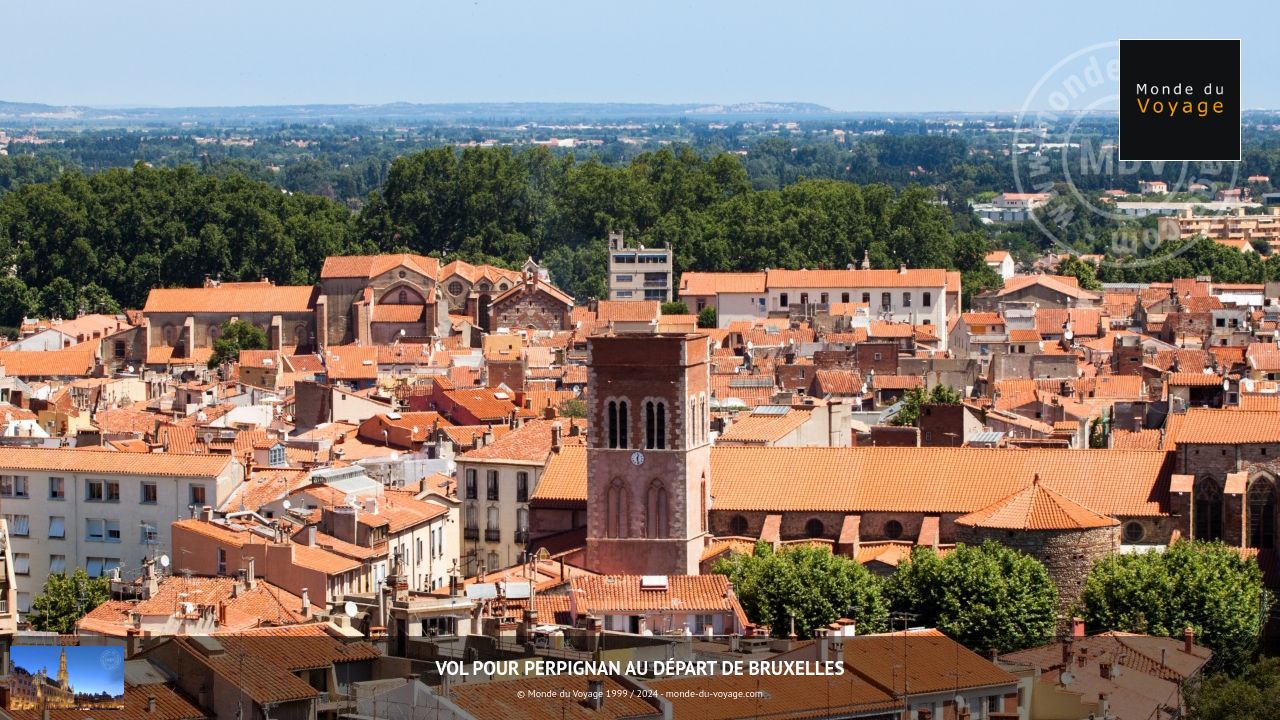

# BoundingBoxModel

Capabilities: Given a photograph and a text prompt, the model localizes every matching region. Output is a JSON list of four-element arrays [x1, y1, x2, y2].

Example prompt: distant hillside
[[0, 100, 838, 126]]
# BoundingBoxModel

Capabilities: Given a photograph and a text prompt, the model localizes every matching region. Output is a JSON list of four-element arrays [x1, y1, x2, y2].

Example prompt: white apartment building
[[454, 418, 578, 575], [606, 231, 673, 302], [0, 448, 243, 614]]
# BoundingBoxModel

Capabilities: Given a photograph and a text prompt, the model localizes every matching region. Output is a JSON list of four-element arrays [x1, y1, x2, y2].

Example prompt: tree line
[[0, 146, 1002, 329]]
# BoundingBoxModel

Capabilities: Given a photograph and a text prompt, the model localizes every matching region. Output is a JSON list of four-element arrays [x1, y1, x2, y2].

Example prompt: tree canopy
[[714, 541, 888, 639], [884, 542, 1058, 653], [29, 568, 111, 634], [1080, 541, 1274, 674], [208, 319, 269, 368], [890, 383, 964, 427], [1185, 657, 1280, 720]]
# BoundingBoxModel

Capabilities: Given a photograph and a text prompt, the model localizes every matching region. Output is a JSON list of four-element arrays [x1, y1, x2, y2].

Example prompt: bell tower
[[585, 330, 712, 575]]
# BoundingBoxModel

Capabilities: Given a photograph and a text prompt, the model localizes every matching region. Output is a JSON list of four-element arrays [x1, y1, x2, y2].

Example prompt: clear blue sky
[[10, 645, 124, 697], [9, 0, 1278, 110]]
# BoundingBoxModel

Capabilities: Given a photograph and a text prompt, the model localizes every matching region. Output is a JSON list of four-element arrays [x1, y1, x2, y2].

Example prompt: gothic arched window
[[1195, 476, 1224, 542], [1247, 476, 1277, 549], [606, 478, 629, 539], [805, 518, 825, 538], [646, 480, 669, 539], [645, 400, 666, 449]]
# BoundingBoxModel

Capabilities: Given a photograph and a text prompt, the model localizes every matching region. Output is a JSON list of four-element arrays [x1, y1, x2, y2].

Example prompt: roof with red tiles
[[370, 304, 426, 323], [1110, 428, 1164, 450], [767, 268, 949, 289], [812, 369, 863, 396], [679, 272, 768, 295], [323, 346, 379, 381], [651, 668, 899, 720], [448, 674, 657, 720], [0, 347, 98, 377], [320, 253, 440, 279], [534, 445, 1171, 517], [718, 408, 813, 444], [459, 418, 587, 463], [956, 476, 1119, 530], [570, 574, 744, 615], [1172, 408, 1280, 444], [997, 274, 1100, 300], [594, 300, 661, 323], [144, 282, 316, 314], [0, 447, 233, 477], [442, 387, 520, 422]]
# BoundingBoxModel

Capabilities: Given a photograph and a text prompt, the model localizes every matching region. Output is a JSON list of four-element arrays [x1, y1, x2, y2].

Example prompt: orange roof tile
[[843, 634, 1017, 694], [594, 300, 661, 322], [955, 476, 1119, 530], [443, 387, 519, 422], [1168, 372, 1224, 387], [370, 304, 425, 323], [998, 274, 1099, 300], [1173, 408, 1280, 444], [323, 346, 379, 381], [570, 574, 743, 614], [143, 282, 315, 313], [718, 408, 812, 444], [319, 253, 440, 279], [0, 347, 98, 377], [1110, 428, 1163, 450], [767, 268, 949, 289], [679, 272, 768, 295], [459, 418, 587, 462], [0, 447, 232, 477], [534, 445, 1171, 517], [449, 675, 656, 720]]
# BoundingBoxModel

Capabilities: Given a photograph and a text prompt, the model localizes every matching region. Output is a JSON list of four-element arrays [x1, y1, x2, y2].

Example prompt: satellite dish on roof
[[181, 602, 195, 614], [282, 500, 292, 510], [344, 601, 358, 618], [159, 554, 170, 568]]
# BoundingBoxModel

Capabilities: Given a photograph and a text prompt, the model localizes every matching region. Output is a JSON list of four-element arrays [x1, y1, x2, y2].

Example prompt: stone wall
[[956, 524, 1120, 616]]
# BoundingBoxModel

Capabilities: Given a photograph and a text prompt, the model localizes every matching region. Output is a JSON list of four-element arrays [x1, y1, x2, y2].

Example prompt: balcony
[[485, 528, 501, 543], [514, 530, 529, 545], [464, 527, 480, 541]]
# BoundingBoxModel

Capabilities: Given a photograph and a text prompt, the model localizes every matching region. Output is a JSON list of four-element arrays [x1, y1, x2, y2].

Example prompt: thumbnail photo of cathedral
[[5, 645, 124, 711]]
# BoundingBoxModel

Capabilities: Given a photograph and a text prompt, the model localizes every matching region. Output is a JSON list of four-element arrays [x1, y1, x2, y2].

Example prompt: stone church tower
[[584, 331, 712, 575]]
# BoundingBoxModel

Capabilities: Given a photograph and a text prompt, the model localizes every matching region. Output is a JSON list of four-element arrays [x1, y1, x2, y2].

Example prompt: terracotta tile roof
[[709, 374, 776, 408], [868, 321, 915, 338], [871, 374, 924, 390], [986, 250, 1012, 263], [0, 347, 97, 377], [998, 274, 1099, 300], [439, 423, 512, 448], [1111, 428, 1163, 450], [1168, 371, 1224, 387], [1246, 342, 1280, 371], [1037, 308, 1105, 336], [320, 253, 440, 279], [856, 540, 918, 568], [571, 574, 743, 614], [1008, 328, 1043, 342], [844, 634, 1017, 694], [1173, 408, 1280, 444], [92, 407, 163, 436], [223, 469, 310, 513], [322, 345, 379, 381], [651, 669, 899, 719], [812, 369, 863, 396], [0, 447, 232, 477], [370, 304, 425, 323], [449, 675, 657, 720], [169, 635, 318, 704], [718, 408, 812, 444], [679, 272, 768, 295], [534, 446, 1172, 517], [956, 476, 1119, 530], [459, 418, 587, 462], [594, 300, 661, 323], [7, 683, 205, 720], [443, 387, 519, 422], [766, 268, 949, 289], [439, 259, 522, 285], [143, 282, 315, 314], [490, 277, 575, 308], [74, 599, 136, 636], [132, 576, 322, 626], [822, 329, 869, 344], [1237, 394, 1280, 412], [962, 312, 1005, 326], [358, 494, 449, 533]]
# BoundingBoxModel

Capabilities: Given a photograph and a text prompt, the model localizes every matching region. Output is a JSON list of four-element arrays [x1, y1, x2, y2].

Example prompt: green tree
[[38, 277, 79, 319], [1185, 657, 1280, 720], [557, 397, 587, 418], [1056, 255, 1104, 290], [29, 568, 110, 634], [697, 306, 717, 329], [714, 542, 888, 639], [0, 276, 34, 328], [208, 319, 268, 368], [1081, 540, 1273, 673], [660, 301, 689, 315], [890, 383, 963, 427], [885, 542, 1058, 653]]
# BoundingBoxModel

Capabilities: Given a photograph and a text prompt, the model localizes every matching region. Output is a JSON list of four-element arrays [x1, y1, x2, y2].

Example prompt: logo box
[[1119, 39, 1240, 161]]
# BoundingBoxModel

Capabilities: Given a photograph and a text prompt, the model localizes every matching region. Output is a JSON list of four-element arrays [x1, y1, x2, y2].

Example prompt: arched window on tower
[[607, 401, 618, 448], [1247, 476, 1277, 549], [1194, 476, 1224, 542], [618, 400, 628, 448], [645, 401, 666, 449], [606, 479, 629, 538], [646, 480, 669, 539]]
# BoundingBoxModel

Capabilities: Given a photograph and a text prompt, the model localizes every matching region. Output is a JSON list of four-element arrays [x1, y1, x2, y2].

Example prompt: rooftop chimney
[[305, 525, 317, 547], [586, 679, 604, 710], [1184, 626, 1195, 654], [1072, 617, 1085, 638], [551, 423, 562, 453], [301, 588, 311, 618], [898, 264, 907, 274], [201, 505, 213, 522], [815, 627, 829, 660], [1098, 692, 1109, 718], [146, 696, 157, 714], [1062, 637, 1074, 665], [244, 558, 256, 590]]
